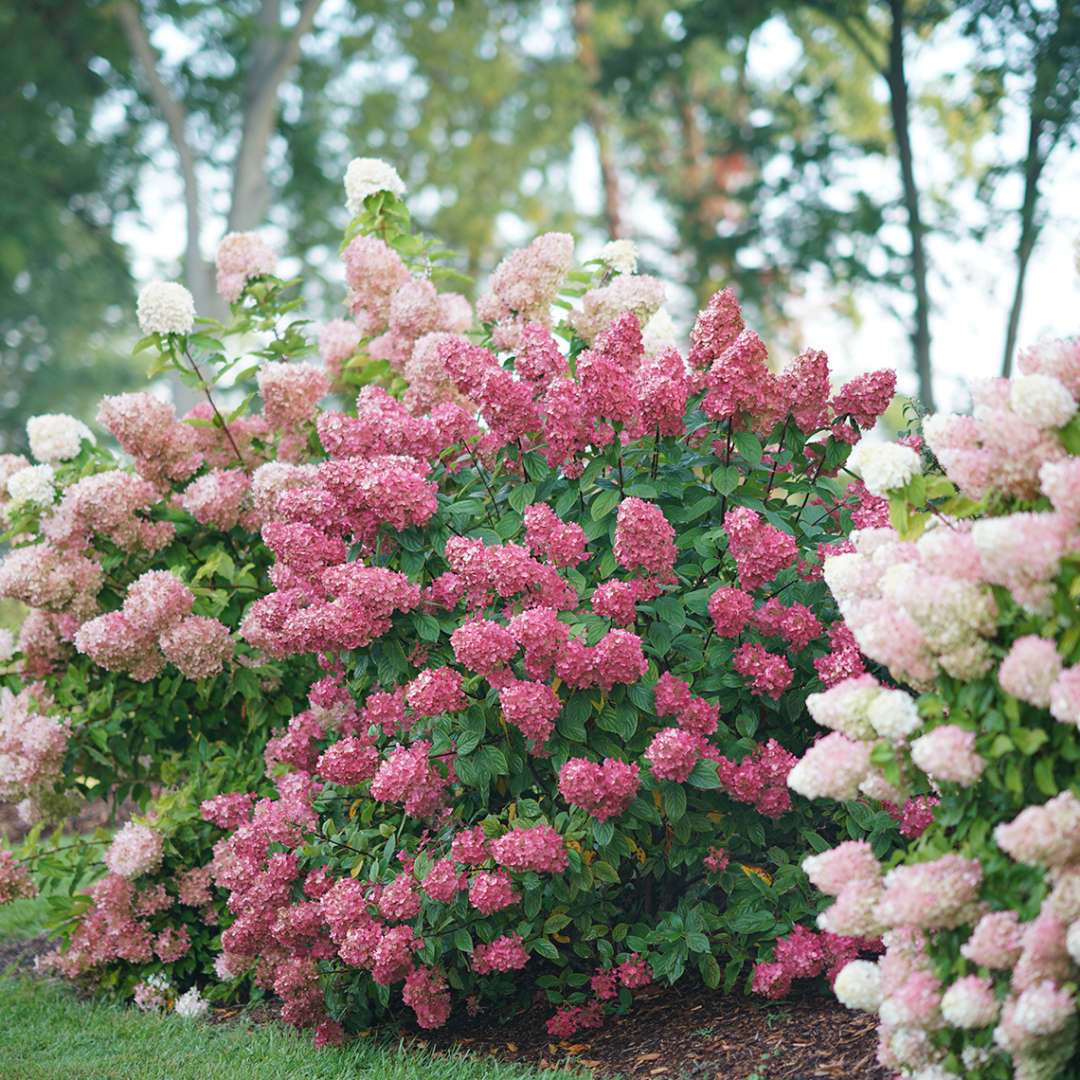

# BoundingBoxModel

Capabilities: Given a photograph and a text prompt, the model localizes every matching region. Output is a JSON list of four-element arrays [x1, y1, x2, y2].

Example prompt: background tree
[[963, 0, 1080, 374], [0, 1, 140, 453]]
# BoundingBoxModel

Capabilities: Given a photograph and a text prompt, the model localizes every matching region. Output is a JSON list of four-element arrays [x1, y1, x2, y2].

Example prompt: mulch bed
[[5, 937, 886, 1079], [414, 981, 888, 1079]]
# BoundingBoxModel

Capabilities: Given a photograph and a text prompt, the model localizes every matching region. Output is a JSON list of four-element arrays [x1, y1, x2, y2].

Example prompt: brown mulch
[[412, 982, 887, 1079], [5, 932, 885, 1078]]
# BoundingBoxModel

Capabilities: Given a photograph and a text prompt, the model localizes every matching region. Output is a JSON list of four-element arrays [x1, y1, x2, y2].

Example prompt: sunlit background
[[3, 0, 1078, 452]]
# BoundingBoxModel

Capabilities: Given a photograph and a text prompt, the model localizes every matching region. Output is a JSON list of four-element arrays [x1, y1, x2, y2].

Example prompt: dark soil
[[413, 981, 888, 1079], [6, 938, 886, 1078], [0, 932, 51, 975]]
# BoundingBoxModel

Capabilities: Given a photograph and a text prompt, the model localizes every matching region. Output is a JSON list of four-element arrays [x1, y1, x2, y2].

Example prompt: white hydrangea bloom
[[909, 1068, 961, 1080], [868, 689, 922, 741], [137, 281, 196, 335], [1068, 919, 1080, 965], [344, 157, 406, 214], [833, 960, 883, 1012], [174, 987, 209, 1019], [26, 414, 95, 463], [598, 239, 638, 274], [0, 628, 14, 663], [1009, 373, 1077, 429], [641, 308, 678, 356], [7, 464, 56, 506], [847, 441, 921, 497]]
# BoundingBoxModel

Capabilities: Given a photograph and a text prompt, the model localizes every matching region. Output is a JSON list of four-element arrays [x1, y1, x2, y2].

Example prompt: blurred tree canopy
[[2, 0, 1077, 450]]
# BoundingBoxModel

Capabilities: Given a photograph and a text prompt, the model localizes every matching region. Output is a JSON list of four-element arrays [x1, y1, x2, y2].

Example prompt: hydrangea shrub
[[1, 160, 901, 1036], [791, 339, 1080, 1079]]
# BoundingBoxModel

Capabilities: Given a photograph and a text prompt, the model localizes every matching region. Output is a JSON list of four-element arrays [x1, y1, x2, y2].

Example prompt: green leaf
[[733, 431, 762, 465], [662, 783, 687, 822], [699, 952, 722, 989], [453, 930, 473, 953], [532, 938, 559, 961], [591, 860, 620, 884], [415, 612, 441, 643], [543, 913, 572, 935], [590, 488, 621, 521], [687, 760, 721, 789]]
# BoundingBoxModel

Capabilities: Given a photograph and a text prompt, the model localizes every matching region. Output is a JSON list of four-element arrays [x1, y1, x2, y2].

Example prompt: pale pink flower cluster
[[76, 569, 231, 682], [570, 274, 665, 343], [0, 687, 69, 807], [476, 232, 574, 341], [97, 392, 202, 488], [997, 635, 1062, 707], [215, 231, 277, 303], [176, 469, 252, 531], [922, 372, 1069, 501], [317, 318, 362, 386], [875, 856, 983, 931], [104, 822, 164, 879], [787, 732, 871, 801], [909, 725, 985, 787], [0, 542, 102, 620], [257, 362, 329, 432], [994, 791, 1080, 868], [49, 470, 174, 554], [824, 526, 997, 688]]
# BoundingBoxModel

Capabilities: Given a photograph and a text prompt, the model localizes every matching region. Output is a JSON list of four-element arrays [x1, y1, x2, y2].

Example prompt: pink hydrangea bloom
[[498, 679, 561, 747], [733, 642, 794, 699], [724, 507, 797, 591], [450, 827, 490, 867], [491, 824, 567, 874], [406, 667, 466, 717], [707, 587, 754, 638], [0, 850, 36, 904], [471, 933, 529, 974], [910, 725, 985, 787], [614, 498, 676, 579], [422, 859, 467, 903], [104, 823, 164, 880], [468, 870, 519, 914], [997, 635, 1062, 707], [215, 231, 277, 302], [1050, 665, 1080, 725], [160, 615, 233, 679], [645, 727, 705, 782], [787, 733, 871, 802], [451, 619, 518, 676], [802, 841, 882, 897], [875, 855, 983, 930], [994, 791, 1080, 868], [558, 757, 640, 821], [316, 737, 379, 785]]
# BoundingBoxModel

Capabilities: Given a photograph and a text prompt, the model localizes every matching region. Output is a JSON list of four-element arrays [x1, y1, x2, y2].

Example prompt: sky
[[113, 5, 1079, 414]]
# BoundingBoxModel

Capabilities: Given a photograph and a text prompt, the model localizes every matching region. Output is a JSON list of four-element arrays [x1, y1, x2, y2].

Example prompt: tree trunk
[[885, 0, 934, 411], [573, 0, 624, 239], [1001, 110, 1046, 377], [116, 1, 216, 315], [227, 0, 325, 233]]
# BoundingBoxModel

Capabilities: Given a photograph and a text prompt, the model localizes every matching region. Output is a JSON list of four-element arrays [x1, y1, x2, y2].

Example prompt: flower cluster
[[0, 158, 906, 1048], [794, 342, 1080, 1078]]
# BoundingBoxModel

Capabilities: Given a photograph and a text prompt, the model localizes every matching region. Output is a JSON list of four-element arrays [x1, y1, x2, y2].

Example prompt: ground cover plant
[[788, 336, 1080, 1078], [0, 158, 907, 1043]]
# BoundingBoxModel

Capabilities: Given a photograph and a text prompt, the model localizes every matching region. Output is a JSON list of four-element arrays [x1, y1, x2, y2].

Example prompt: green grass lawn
[[0, 897, 589, 1080]]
